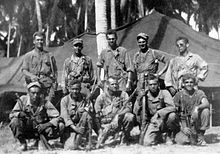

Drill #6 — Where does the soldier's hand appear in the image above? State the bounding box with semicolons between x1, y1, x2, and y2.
70;125;84;134
168;86;177;96
36;122;52;133
182;127;192;136
18;112;27;118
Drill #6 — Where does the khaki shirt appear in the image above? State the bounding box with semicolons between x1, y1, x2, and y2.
97;46;134;79
61;54;94;89
9;95;60;126
133;89;174;121
165;52;208;89
22;49;57;79
60;94;90;127
95;90;131;119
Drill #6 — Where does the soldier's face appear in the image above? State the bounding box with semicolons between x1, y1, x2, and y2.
183;78;195;91
137;38;148;50
148;79;159;93
72;43;83;56
108;78;119;92
28;86;41;103
34;35;44;50
107;34;117;48
69;84;81;97
176;39;188;54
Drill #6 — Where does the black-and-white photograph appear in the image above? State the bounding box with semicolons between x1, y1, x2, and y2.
0;0;219;153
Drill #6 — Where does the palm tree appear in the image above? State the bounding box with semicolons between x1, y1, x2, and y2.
95;0;108;55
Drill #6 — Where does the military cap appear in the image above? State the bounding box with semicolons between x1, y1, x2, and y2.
33;31;45;39
67;80;81;88
71;38;83;45
137;32;149;41
27;81;41;89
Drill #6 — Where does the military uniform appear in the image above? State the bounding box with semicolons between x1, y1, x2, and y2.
61;54;94;96
97;47;134;91
133;49;167;91
95;90;134;144
165;52;208;90
9;94;62;145
133;89;179;145
174;89;210;144
22;49;57;101
60;93;93;149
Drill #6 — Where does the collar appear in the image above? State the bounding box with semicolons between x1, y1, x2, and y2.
70;54;85;62
147;90;163;102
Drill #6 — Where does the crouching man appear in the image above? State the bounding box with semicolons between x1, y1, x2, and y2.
174;73;210;145
95;76;135;148
133;74;180;145
60;80;94;150
9;82;64;151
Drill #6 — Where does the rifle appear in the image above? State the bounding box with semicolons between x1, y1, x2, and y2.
180;93;197;145
139;73;149;145
15;93;52;150
96;88;137;149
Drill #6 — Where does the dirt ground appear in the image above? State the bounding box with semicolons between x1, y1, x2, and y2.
0;125;220;154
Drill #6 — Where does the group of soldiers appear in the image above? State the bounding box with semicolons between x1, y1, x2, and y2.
9;30;210;151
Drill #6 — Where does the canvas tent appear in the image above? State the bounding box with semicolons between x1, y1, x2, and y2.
0;11;220;124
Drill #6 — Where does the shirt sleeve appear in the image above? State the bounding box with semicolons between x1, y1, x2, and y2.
50;55;58;80
21;53;30;72
60;96;73;127
173;92;181;111
9;97;25;120
94;94;104;114
162;90;174;107
154;50;166;63
196;55;208;81
165;58;174;87
124;51;134;73
45;101;59;126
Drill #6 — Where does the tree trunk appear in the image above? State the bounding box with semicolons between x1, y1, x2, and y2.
35;0;43;31
95;0;108;55
45;24;50;47
84;0;88;32
111;0;116;29
138;0;144;18
17;35;23;57
7;23;11;58
95;0;108;81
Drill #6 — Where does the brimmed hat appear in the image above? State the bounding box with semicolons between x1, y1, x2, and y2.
71;38;83;45
137;33;149;41
27;81;41;89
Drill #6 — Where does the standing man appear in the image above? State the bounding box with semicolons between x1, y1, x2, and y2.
133;74;179;145
95;76;135;147
9;81;64;151
61;38;94;96
174;73;209;145
133;33;169;92
60;80;94;150
165;36;208;96
96;30;134;92
22;31;58;102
